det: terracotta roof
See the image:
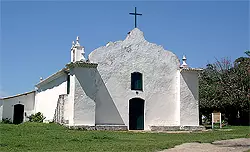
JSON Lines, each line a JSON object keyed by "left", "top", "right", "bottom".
{"left": 66, "top": 61, "right": 98, "bottom": 68}
{"left": 180, "top": 67, "right": 203, "bottom": 72}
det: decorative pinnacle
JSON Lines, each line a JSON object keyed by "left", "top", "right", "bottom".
{"left": 181, "top": 55, "right": 188, "bottom": 68}
{"left": 72, "top": 41, "right": 75, "bottom": 47}
{"left": 75, "top": 36, "right": 80, "bottom": 46}
{"left": 182, "top": 55, "right": 186, "bottom": 61}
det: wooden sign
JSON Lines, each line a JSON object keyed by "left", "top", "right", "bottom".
{"left": 212, "top": 112, "right": 222, "bottom": 128}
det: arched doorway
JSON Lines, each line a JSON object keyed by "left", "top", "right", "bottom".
{"left": 129, "top": 98, "right": 144, "bottom": 130}
{"left": 13, "top": 104, "right": 24, "bottom": 124}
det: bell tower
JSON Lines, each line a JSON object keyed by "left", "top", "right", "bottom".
{"left": 71, "top": 36, "right": 86, "bottom": 62}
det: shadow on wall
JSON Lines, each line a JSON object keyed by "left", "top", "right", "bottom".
{"left": 181, "top": 72, "right": 198, "bottom": 101}
{"left": 76, "top": 68, "right": 125, "bottom": 125}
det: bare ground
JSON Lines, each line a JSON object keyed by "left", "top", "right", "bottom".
{"left": 159, "top": 138, "right": 250, "bottom": 152}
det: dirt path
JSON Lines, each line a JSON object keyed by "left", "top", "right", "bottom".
{"left": 159, "top": 138, "right": 250, "bottom": 152}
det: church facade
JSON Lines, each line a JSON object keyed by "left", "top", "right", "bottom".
{"left": 0, "top": 28, "right": 203, "bottom": 131}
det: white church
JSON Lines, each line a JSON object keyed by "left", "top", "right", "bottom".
{"left": 0, "top": 28, "right": 204, "bottom": 131}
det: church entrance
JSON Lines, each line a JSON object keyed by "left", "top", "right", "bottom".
{"left": 13, "top": 104, "right": 24, "bottom": 124}
{"left": 129, "top": 98, "right": 144, "bottom": 130}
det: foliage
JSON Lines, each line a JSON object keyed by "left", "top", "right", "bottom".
{"left": 1, "top": 118, "right": 12, "bottom": 124}
{"left": 0, "top": 123, "right": 249, "bottom": 152}
{"left": 199, "top": 52, "right": 250, "bottom": 125}
{"left": 245, "top": 50, "right": 250, "bottom": 57}
{"left": 27, "top": 112, "right": 46, "bottom": 123}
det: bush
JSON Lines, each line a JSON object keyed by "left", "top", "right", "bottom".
{"left": 1, "top": 118, "right": 12, "bottom": 124}
{"left": 27, "top": 112, "right": 46, "bottom": 123}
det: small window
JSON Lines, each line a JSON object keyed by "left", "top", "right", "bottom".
{"left": 131, "top": 72, "right": 143, "bottom": 91}
{"left": 67, "top": 74, "right": 70, "bottom": 94}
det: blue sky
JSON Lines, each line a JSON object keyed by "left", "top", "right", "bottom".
{"left": 0, "top": 1, "right": 249, "bottom": 97}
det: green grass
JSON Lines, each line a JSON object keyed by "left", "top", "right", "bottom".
{"left": 0, "top": 123, "right": 249, "bottom": 152}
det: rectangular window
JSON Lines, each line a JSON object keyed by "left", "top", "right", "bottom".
{"left": 131, "top": 72, "right": 143, "bottom": 91}
{"left": 67, "top": 75, "right": 70, "bottom": 94}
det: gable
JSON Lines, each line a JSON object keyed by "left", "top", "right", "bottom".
{"left": 88, "top": 28, "right": 180, "bottom": 84}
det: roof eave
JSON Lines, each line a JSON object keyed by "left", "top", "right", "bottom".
{"left": 35, "top": 68, "right": 69, "bottom": 87}
{"left": 0, "top": 90, "right": 35, "bottom": 100}
{"left": 180, "top": 67, "right": 203, "bottom": 72}
{"left": 66, "top": 61, "right": 98, "bottom": 69}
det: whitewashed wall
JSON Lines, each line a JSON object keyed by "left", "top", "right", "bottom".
{"left": 1, "top": 91, "right": 35, "bottom": 122}
{"left": 35, "top": 74, "right": 68, "bottom": 122}
{"left": 72, "top": 67, "right": 96, "bottom": 126}
{"left": 65, "top": 73, "right": 76, "bottom": 125}
{"left": 71, "top": 46, "right": 85, "bottom": 62}
{"left": 63, "top": 94, "right": 74, "bottom": 125}
{"left": 0, "top": 100, "right": 3, "bottom": 121}
{"left": 180, "top": 71, "right": 199, "bottom": 126}
{"left": 89, "top": 28, "right": 180, "bottom": 130}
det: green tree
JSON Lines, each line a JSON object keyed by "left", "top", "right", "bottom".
{"left": 245, "top": 50, "right": 250, "bottom": 57}
{"left": 199, "top": 53, "right": 250, "bottom": 125}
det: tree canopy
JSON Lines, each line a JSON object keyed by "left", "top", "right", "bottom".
{"left": 199, "top": 52, "right": 250, "bottom": 125}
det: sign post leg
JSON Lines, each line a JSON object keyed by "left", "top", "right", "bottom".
{"left": 220, "top": 113, "right": 222, "bottom": 128}
{"left": 212, "top": 113, "right": 214, "bottom": 129}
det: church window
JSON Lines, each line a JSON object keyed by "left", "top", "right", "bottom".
{"left": 131, "top": 72, "right": 143, "bottom": 91}
{"left": 67, "top": 74, "right": 70, "bottom": 94}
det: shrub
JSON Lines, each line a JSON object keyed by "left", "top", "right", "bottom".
{"left": 1, "top": 118, "right": 12, "bottom": 124}
{"left": 27, "top": 112, "right": 46, "bottom": 123}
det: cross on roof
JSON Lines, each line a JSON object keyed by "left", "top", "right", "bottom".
{"left": 129, "top": 7, "right": 142, "bottom": 28}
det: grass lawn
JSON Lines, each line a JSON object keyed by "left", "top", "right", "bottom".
{"left": 0, "top": 123, "right": 249, "bottom": 152}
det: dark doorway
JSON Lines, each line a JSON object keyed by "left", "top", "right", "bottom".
{"left": 13, "top": 104, "right": 24, "bottom": 124}
{"left": 129, "top": 98, "right": 144, "bottom": 130}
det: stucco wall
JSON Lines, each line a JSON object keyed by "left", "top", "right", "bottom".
{"left": 95, "top": 72, "right": 125, "bottom": 125}
{"left": 1, "top": 91, "right": 35, "bottom": 122}
{"left": 72, "top": 67, "right": 96, "bottom": 126}
{"left": 35, "top": 74, "right": 68, "bottom": 122}
{"left": 88, "top": 28, "right": 180, "bottom": 130}
{"left": 54, "top": 94, "right": 72, "bottom": 124}
{"left": 180, "top": 71, "right": 199, "bottom": 126}
{"left": 72, "top": 64, "right": 126, "bottom": 126}
{"left": 0, "top": 100, "right": 3, "bottom": 121}
{"left": 64, "top": 93, "right": 74, "bottom": 125}
{"left": 71, "top": 46, "right": 85, "bottom": 62}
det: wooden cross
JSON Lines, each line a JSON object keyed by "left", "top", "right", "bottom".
{"left": 129, "top": 7, "right": 142, "bottom": 28}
